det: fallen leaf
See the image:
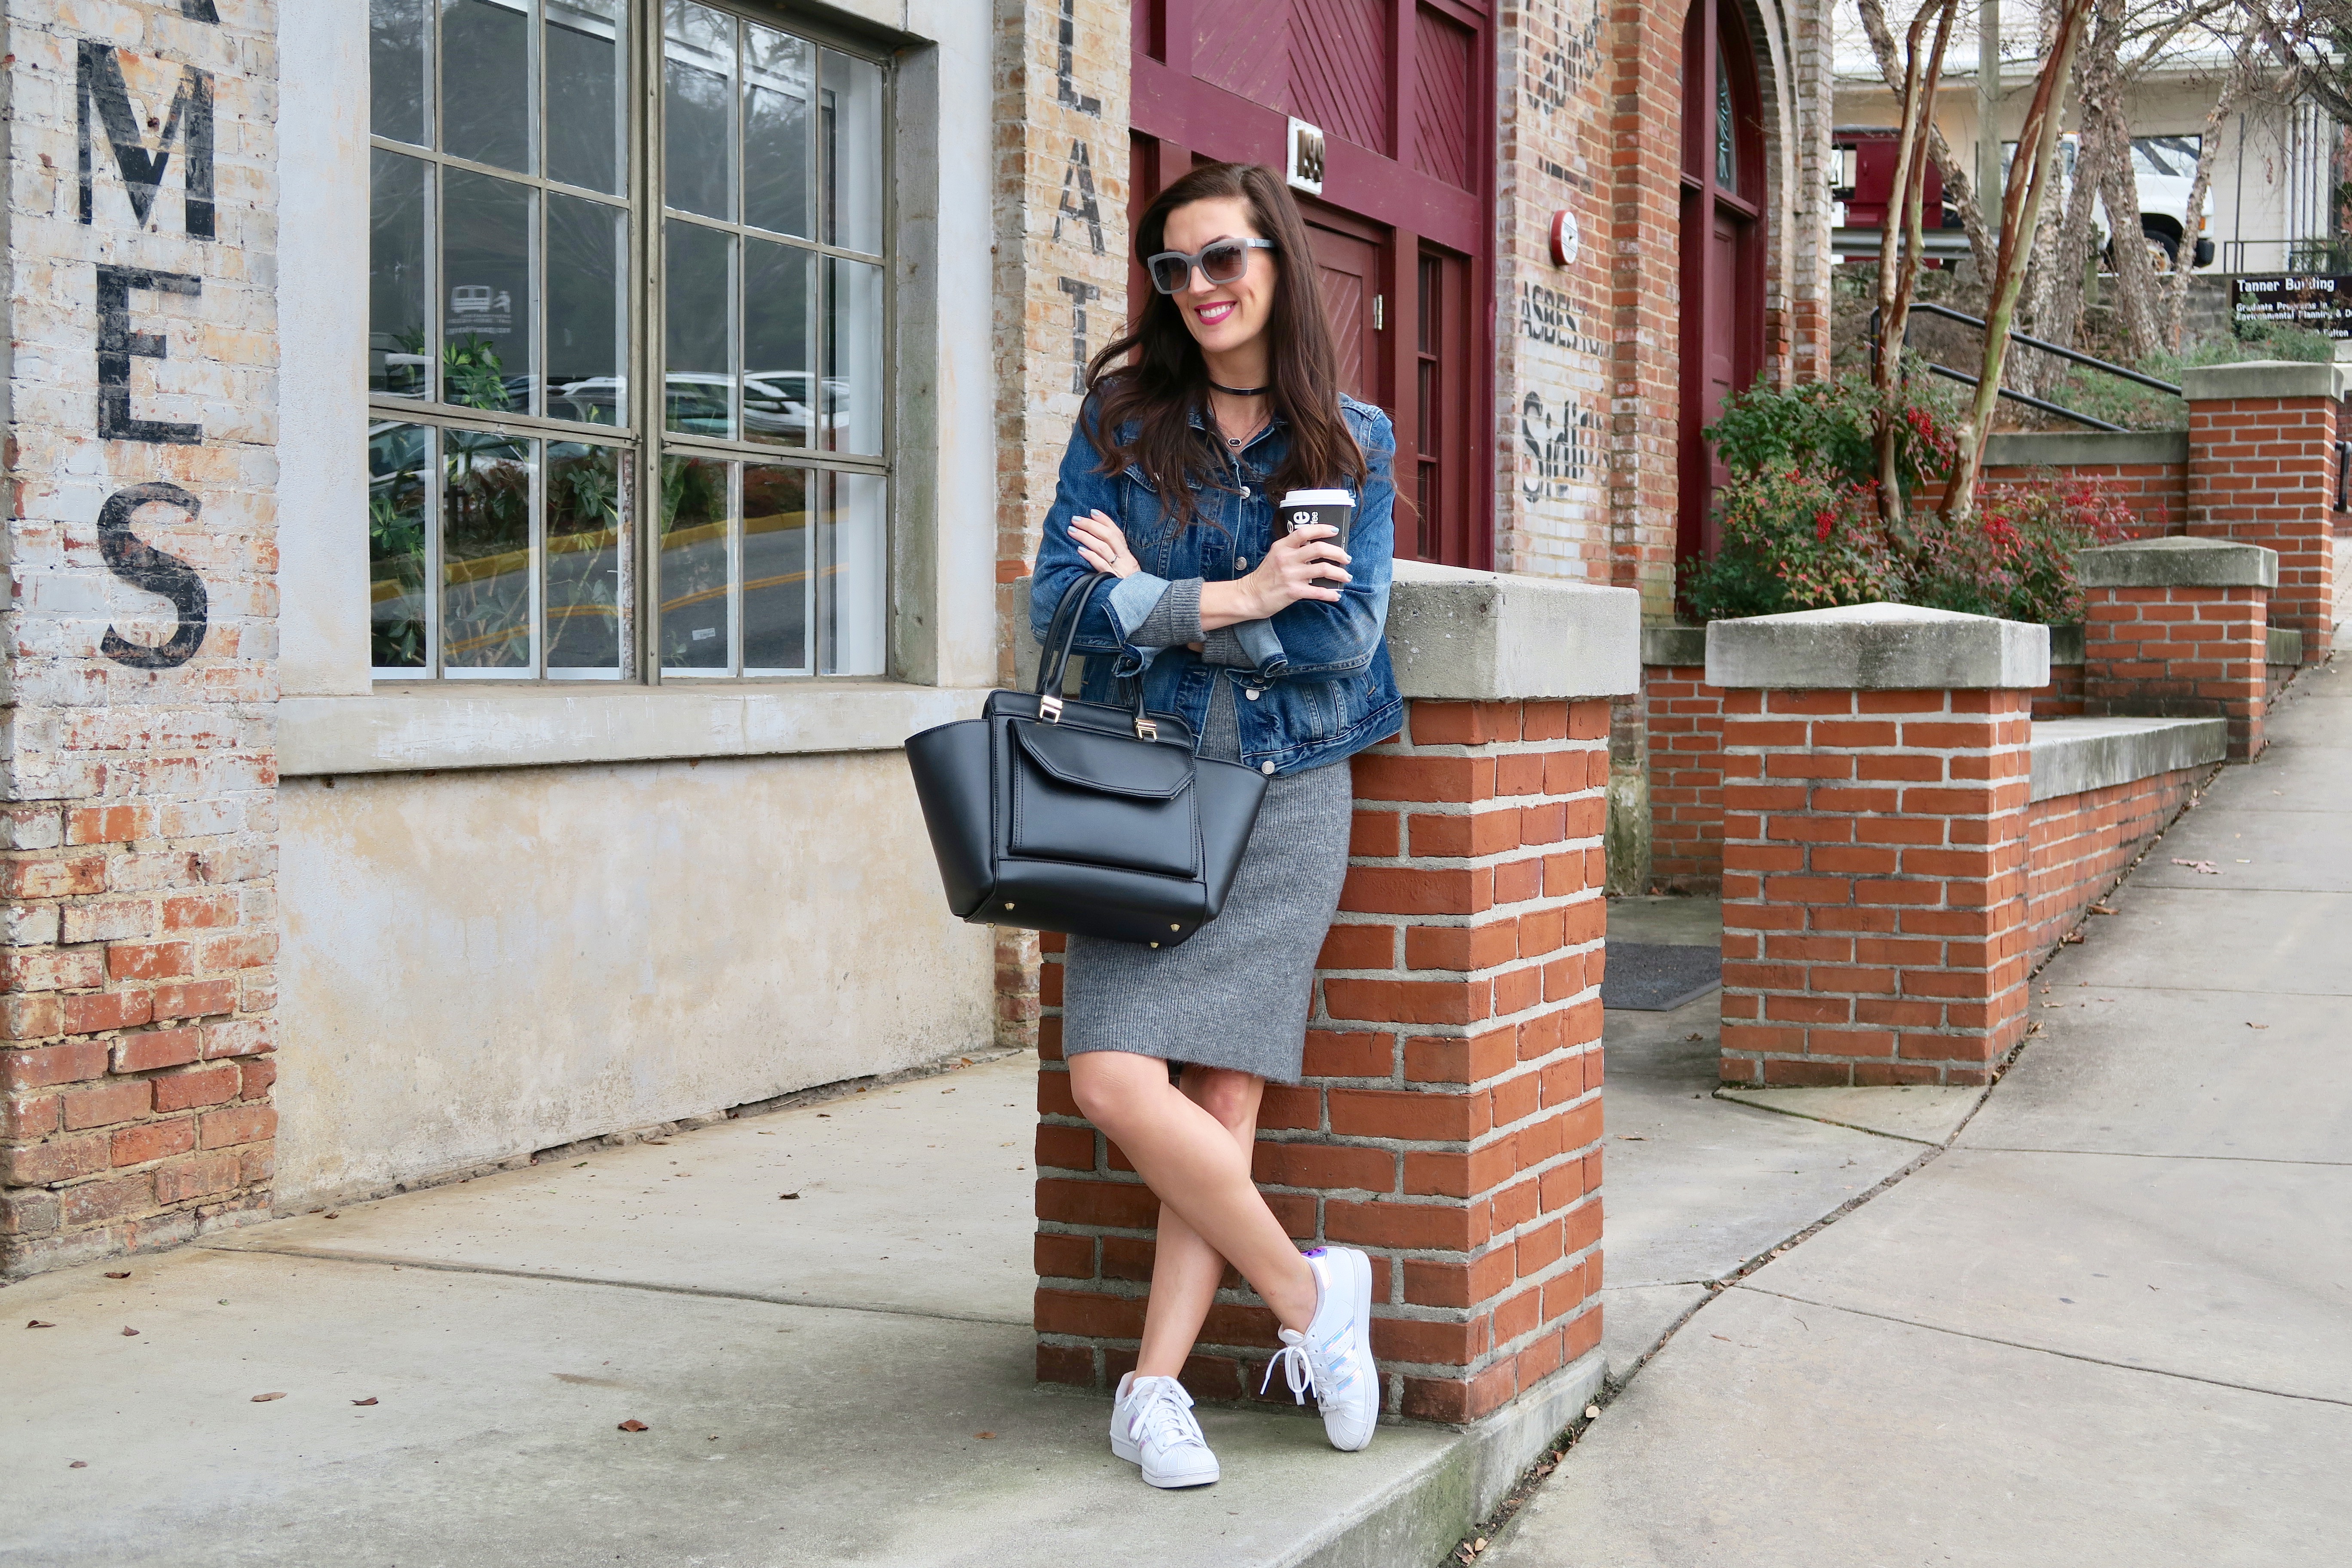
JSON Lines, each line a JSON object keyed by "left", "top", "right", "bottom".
{"left": 1476, "top": 1540, "right": 1488, "bottom": 1553}
{"left": 1711, "top": 1334, "right": 1732, "bottom": 1341}
{"left": 2026, "top": 1022, "right": 2043, "bottom": 1035}
{"left": 573, "top": 1161, "right": 588, "bottom": 1168}
{"left": 2246, "top": 1022, "right": 2269, "bottom": 1030}
{"left": 104, "top": 1271, "right": 130, "bottom": 1279}
{"left": 352, "top": 1397, "right": 378, "bottom": 1406}
{"left": 974, "top": 1430, "right": 996, "bottom": 1439}
{"left": 2089, "top": 903, "right": 2119, "bottom": 916}
{"left": 1614, "top": 1133, "right": 1646, "bottom": 1141}
{"left": 779, "top": 1192, "right": 800, "bottom": 1200}
{"left": 68, "top": 1460, "right": 88, "bottom": 1468}
{"left": 816, "top": 1113, "right": 831, "bottom": 1118}
{"left": 1583, "top": 1404, "right": 1601, "bottom": 1420}
{"left": 2169, "top": 858, "right": 2220, "bottom": 875}
{"left": 645, "top": 1140, "right": 669, "bottom": 1146}
{"left": 26, "top": 1320, "right": 55, "bottom": 1329}
{"left": 251, "top": 1392, "right": 286, "bottom": 1402}
{"left": 120, "top": 1327, "right": 138, "bottom": 1337}
{"left": 618, "top": 1419, "right": 649, "bottom": 1432}
{"left": 2060, "top": 931, "right": 2085, "bottom": 944}
{"left": 322, "top": 1212, "right": 339, "bottom": 1219}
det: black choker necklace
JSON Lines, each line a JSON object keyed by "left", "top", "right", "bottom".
{"left": 1209, "top": 380, "right": 1268, "bottom": 397}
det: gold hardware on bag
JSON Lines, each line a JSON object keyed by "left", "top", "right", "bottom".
{"left": 1039, "top": 695, "right": 1063, "bottom": 723}
{"left": 1136, "top": 717, "right": 1159, "bottom": 741}
{"left": 1148, "top": 941, "right": 1160, "bottom": 948}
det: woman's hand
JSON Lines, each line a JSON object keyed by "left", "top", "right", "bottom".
{"left": 1202, "top": 523, "right": 1350, "bottom": 628}
{"left": 1069, "top": 509, "right": 1141, "bottom": 579}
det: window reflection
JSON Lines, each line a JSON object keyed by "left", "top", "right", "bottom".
{"left": 370, "top": 149, "right": 430, "bottom": 399}
{"left": 742, "top": 464, "right": 809, "bottom": 672}
{"left": 744, "top": 241, "right": 813, "bottom": 449}
{"left": 664, "top": 0, "right": 736, "bottom": 221}
{"left": 660, "top": 455, "right": 731, "bottom": 671}
{"left": 370, "top": 0, "right": 432, "bottom": 145}
{"left": 822, "top": 50, "right": 885, "bottom": 256}
{"left": 826, "top": 256, "right": 884, "bottom": 456}
{"left": 443, "top": 169, "right": 535, "bottom": 413}
{"left": 548, "top": 193, "right": 625, "bottom": 423}
{"left": 547, "top": 443, "right": 626, "bottom": 675}
{"left": 665, "top": 220, "right": 733, "bottom": 437}
{"left": 744, "top": 26, "right": 812, "bottom": 238}
{"left": 547, "top": 0, "right": 625, "bottom": 194}
{"left": 442, "top": 0, "right": 533, "bottom": 174}
{"left": 443, "top": 432, "right": 535, "bottom": 673}
{"left": 819, "top": 469, "right": 886, "bottom": 677}
{"left": 370, "top": 422, "right": 432, "bottom": 671}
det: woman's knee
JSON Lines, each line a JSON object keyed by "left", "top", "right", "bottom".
{"left": 1182, "top": 1067, "right": 1265, "bottom": 1135}
{"left": 1067, "top": 1053, "right": 1162, "bottom": 1132}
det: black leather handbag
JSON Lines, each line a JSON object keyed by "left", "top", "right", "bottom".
{"left": 906, "top": 573, "right": 1268, "bottom": 947}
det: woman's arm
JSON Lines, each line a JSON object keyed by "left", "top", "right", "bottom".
{"left": 1253, "top": 409, "right": 1396, "bottom": 680}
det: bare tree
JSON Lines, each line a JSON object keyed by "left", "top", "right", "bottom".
{"left": 1945, "top": 0, "right": 2097, "bottom": 518}
{"left": 1856, "top": 0, "right": 1997, "bottom": 276}
{"left": 1875, "top": 0, "right": 1961, "bottom": 538}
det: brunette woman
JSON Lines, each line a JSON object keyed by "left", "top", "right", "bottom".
{"left": 1029, "top": 162, "right": 1402, "bottom": 1489}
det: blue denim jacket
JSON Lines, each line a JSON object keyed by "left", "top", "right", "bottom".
{"left": 1029, "top": 393, "right": 1403, "bottom": 777}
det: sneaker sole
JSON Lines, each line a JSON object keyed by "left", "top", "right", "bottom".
{"left": 1112, "top": 1432, "right": 1218, "bottom": 1487}
{"left": 1326, "top": 1246, "right": 1378, "bottom": 1452}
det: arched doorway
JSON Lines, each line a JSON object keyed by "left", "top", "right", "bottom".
{"left": 1678, "top": 0, "right": 1767, "bottom": 568}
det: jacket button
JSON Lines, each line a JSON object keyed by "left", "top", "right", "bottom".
{"left": 1239, "top": 486, "right": 1251, "bottom": 498}
{"left": 1260, "top": 760, "right": 1275, "bottom": 775}
{"left": 1235, "top": 555, "right": 1248, "bottom": 569}
{"left": 1244, "top": 688, "right": 1260, "bottom": 700}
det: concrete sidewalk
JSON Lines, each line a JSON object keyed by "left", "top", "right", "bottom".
{"left": 1488, "top": 657, "right": 2352, "bottom": 1566}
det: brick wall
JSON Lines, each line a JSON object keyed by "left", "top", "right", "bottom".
{"left": 1645, "top": 663, "right": 1725, "bottom": 890}
{"left": 1036, "top": 698, "right": 1609, "bottom": 1423}
{"left": 2186, "top": 389, "right": 2338, "bottom": 661}
{"left": 2024, "top": 764, "right": 2207, "bottom": 958}
{"left": 2031, "top": 656, "right": 2086, "bottom": 720}
{"left": 2082, "top": 584, "right": 2269, "bottom": 760}
{"left": 1, "top": 1, "right": 279, "bottom": 1276}
{"left": 990, "top": 0, "right": 1132, "bottom": 1054}
{"left": 1719, "top": 688, "right": 2033, "bottom": 1087}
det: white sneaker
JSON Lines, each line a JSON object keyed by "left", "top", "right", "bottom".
{"left": 1261, "top": 1246, "right": 1381, "bottom": 1451}
{"left": 1110, "top": 1372, "right": 1220, "bottom": 1488}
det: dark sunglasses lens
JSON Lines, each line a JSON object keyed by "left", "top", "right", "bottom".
{"left": 1149, "top": 254, "right": 1191, "bottom": 293}
{"left": 1200, "top": 242, "right": 1250, "bottom": 283}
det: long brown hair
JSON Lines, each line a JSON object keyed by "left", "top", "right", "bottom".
{"left": 1082, "top": 162, "right": 1367, "bottom": 527}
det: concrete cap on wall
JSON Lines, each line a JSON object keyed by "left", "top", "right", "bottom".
{"left": 1640, "top": 625, "right": 1709, "bottom": 667}
{"left": 2178, "top": 360, "right": 2352, "bottom": 402}
{"left": 2076, "top": 535, "right": 2278, "bottom": 590}
{"left": 1706, "top": 602, "right": 2051, "bottom": 690}
{"left": 1982, "top": 429, "right": 2190, "bottom": 469}
{"left": 1387, "top": 559, "right": 1641, "bottom": 700}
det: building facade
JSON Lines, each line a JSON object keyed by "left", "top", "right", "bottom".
{"left": 1, "top": 0, "right": 1831, "bottom": 1286}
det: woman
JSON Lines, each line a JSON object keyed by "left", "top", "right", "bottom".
{"left": 1029, "top": 162, "right": 1403, "bottom": 1490}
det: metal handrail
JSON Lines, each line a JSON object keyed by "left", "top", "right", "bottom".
{"left": 1918, "top": 362, "right": 2128, "bottom": 432}
{"left": 1906, "top": 302, "right": 2183, "bottom": 397}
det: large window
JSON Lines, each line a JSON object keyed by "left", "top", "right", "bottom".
{"left": 367, "top": 0, "right": 890, "bottom": 680}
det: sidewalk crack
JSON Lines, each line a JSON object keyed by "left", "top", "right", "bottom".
{"left": 1730, "top": 1284, "right": 2352, "bottom": 1408}
{"left": 1956, "top": 1146, "right": 2352, "bottom": 1167}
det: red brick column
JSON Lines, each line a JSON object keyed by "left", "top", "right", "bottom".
{"left": 1643, "top": 629, "right": 1725, "bottom": 891}
{"left": 1710, "top": 607, "right": 2045, "bottom": 1088}
{"left": 1036, "top": 698, "right": 1609, "bottom": 1424}
{"left": 2077, "top": 537, "right": 2276, "bottom": 761}
{"left": 2183, "top": 362, "right": 2345, "bottom": 663}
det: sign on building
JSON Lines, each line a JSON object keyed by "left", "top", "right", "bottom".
{"left": 2230, "top": 274, "right": 2352, "bottom": 339}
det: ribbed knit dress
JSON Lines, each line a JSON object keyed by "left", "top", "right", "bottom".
{"left": 1058, "top": 577, "right": 1355, "bottom": 1084}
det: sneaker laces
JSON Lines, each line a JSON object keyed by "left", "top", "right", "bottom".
{"left": 1131, "top": 1377, "right": 1206, "bottom": 1452}
{"left": 1260, "top": 1332, "right": 1323, "bottom": 1408}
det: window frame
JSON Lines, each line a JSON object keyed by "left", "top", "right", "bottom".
{"left": 365, "top": 0, "right": 897, "bottom": 686}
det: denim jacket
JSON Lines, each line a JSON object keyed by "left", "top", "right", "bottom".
{"left": 1029, "top": 392, "right": 1403, "bottom": 777}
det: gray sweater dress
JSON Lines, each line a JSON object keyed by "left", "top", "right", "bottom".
{"left": 1059, "top": 578, "right": 1356, "bottom": 1084}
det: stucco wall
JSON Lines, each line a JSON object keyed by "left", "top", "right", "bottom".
{"left": 273, "top": 752, "right": 992, "bottom": 1208}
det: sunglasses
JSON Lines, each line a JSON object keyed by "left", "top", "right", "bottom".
{"left": 1145, "top": 237, "right": 1277, "bottom": 295}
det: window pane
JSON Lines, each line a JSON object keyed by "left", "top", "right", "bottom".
{"left": 443, "top": 431, "right": 534, "bottom": 671}
{"left": 743, "top": 240, "right": 812, "bottom": 449}
{"left": 665, "top": 219, "right": 733, "bottom": 436}
{"left": 443, "top": 169, "right": 535, "bottom": 413}
{"left": 547, "top": 193, "right": 625, "bottom": 424}
{"left": 546, "top": 442, "right": 625, "bottom": 674}
{"left": 743, "top": 25, "right": 812, "bottom": 239}
{"left": 370, "top": 0, "right": 432, "bottom": 145}
{"left": 371, "top": 149, "right": 431, "bottom": 399}
{"left": 821, "top": 49, "right": 884, "bottom": 255}
{"left": 441, "top": 0, "right": 533, "bottom": 174}
{"left": 369, "top": 421, "right": 432, "bottom": 670}
{"left": 742, "top": 464, "right": 808, "bottom": 671}
{"left": 664, "top": 1, "right": 736, "bottom": 221}
{"left": 819, "top": 469, "right": 885, "bottom": 676}
{"left": 824, "top": 255, "right": 883, "bottom": 456}
{"left": 660, "top": 455, "right": 731, "bottom": 670}
{"left": 547, "top": 0, "right": 625, "bottom": 194}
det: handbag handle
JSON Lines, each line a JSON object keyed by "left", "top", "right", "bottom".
{"left": 1033, "top": 570, "right": 1159, "bottom": 741}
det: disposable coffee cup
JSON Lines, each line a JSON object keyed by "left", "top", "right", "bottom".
{"left": 1274, "top": 488, "right": 1354, "bottom": 548}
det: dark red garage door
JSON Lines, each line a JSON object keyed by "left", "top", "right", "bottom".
{"left": 1128, "top": 0, "right": 1496, "bottom": 569}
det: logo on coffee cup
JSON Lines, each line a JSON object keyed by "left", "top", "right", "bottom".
{"left": 1276, "top": 488, "right": 1354, "bottom": 545}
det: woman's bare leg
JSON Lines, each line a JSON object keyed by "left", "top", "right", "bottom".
{"left": 1135, "top": 1067, "right": 1265, "bottom": 1378}
{"left": 1068, "top": 1051, "right": 1317, "bottom": 1334}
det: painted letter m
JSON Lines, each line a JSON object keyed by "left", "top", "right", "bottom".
{"left": 78, "top": 41, "right": 214, "bottom": 239}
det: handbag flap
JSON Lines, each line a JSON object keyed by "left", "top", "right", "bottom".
{"left": 1011, "top": 720, "right": 1194, "bottom": 801}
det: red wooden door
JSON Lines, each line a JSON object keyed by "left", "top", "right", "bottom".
{"left": 1678, "top": 0, "right": 1766, "bottom": 569}
{"left": 1129, "top": 0, "right": 1496, "bottom": 569}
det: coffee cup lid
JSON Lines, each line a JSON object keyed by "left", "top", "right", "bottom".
{"left": 1280, "top": 489, "right": 1354, "bottom": 506}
